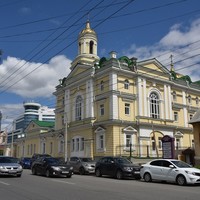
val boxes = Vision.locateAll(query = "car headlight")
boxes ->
[18,165,23,170]
[0,166,5,169]
[185,171,195,175]
[70,166,73,171]
[51,166,60,171]
[123,167,133,171]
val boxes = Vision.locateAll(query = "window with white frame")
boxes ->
[174,111,178,121]
[80,138,84,151]
[125,134,132,147]
[95,129,105,152]
[50,142,53,154]
[100,81,104,91]
[42,142,46,154]
[149,92,160,119]
[72,139,75,151]
[125,103,130,115]
[175,138,181,149]
[75,95,82,120]
[100,104,104,116]
[76,138,80,151]
[124,79,130,90]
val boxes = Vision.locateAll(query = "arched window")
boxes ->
[124,79,129,89]
[76,95,82,120]
[89,41,94,54]
[149,92,160,119]
[187,95,192,104]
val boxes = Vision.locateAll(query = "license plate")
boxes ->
[134,171,140,174]
[9,171,17,174]
[62,171,69,174]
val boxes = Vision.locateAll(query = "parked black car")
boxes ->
[19,157,31,169]
[95,156,141,180]
[69,157,96,175]
[30,153,52,167]
[31,157,73,178]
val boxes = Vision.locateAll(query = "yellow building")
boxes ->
[16,120,65,159]
[53,21,200,161]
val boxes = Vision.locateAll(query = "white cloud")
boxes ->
[0,55,72,98]
[123,18,200,82]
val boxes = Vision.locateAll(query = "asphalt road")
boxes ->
[0,169,199,200]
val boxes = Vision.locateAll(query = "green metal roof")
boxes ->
[32,120,54,128]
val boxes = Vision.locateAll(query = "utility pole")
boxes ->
[0,111,2,132]
[11,121,14,156]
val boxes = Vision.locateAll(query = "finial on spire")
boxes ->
[170,54,174,71]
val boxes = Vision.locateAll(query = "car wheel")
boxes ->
[32,167,37,175]
[176,175,186,186]
[46,170,51,178]
[116,170,123,180]
[143,173,152,182]
[95,168,102,177]
[79,167,85,175]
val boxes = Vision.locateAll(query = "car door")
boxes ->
[69,157,79,173]
[149,160,163,180]
[161,160,177,182]
[99,157,111,175]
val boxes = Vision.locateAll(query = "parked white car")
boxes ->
[140,159,200,186]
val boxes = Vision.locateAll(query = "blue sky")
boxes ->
[0,0,200,130]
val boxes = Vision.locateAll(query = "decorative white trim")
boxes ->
[86,79,94,118]
[182,90,188,127]
[137,77,143,116]
[168,85,172,120]
[109,72,117,90]
[143,78,147,116]
[164,84,168,119]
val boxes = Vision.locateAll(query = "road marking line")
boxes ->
[0,181,10,185]
[51,179,75,185]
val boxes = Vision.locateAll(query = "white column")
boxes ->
[86,79,94,118]
[168,85,172,120]
[109,72,118,119]
[164,84,168,119]
[143,79,147,116]
[137,77,143,116]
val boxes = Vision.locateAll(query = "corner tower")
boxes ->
[71,20,99,69]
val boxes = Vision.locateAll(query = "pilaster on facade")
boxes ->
[143,78,147,116]
[182,90,188,127]
[86,79,94,118]
[137,77,143,116]
[65,89,70,123]
[109,72,117,90]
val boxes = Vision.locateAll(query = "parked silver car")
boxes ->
[69,157,96,175]
[0,156,23,177]
[140,159,200,186]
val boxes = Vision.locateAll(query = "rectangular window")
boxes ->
[174,112,178,121]
[126,134,131,147]
[50,142,53,154]
[72,139,75,151]
[80,138,84,151]
[76,138,79,151]
[100,135,104,149]
[125,103,130,115]
[100,104,104,116]
[176,138,180,149]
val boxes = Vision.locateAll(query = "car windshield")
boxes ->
[80,158,93,162]
[171,160,192,168]
[0,157,19,163]
[114,157,131,164]
[45,158,63,164]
